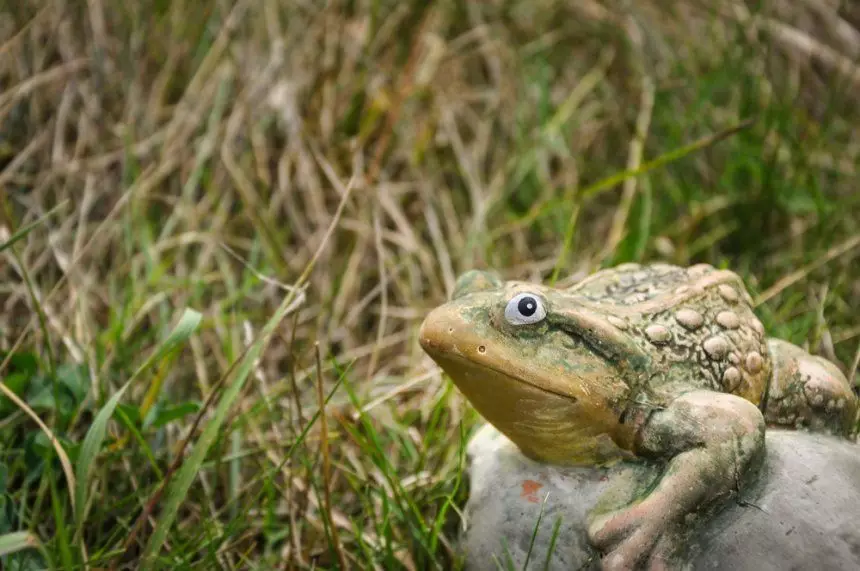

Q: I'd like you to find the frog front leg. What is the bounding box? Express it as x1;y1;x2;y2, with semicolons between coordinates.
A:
587;390;766;571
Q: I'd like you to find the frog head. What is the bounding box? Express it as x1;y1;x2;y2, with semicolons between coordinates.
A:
419;270;646;465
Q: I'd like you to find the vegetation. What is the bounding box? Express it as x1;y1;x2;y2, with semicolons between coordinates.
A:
1;0;859;569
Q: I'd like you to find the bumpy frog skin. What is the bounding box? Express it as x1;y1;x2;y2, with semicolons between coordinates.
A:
418;263;859;571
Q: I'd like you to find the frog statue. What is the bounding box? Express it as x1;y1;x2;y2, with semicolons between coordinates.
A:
418;263;859;571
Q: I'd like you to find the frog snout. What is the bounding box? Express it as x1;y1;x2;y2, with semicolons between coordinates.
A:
418;315;437;352
418;305;478;358
418;307;451;354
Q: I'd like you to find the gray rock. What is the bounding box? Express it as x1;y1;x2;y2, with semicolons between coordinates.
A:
463;424;860;570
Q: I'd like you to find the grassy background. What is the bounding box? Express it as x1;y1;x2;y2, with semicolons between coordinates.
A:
2;0;860;569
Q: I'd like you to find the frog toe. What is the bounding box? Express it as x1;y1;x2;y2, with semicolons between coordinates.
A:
802;372;854;414
588;504;676;571
587;503;649;549
793;358;858;435
647;531;679;571
766;339;858;435
594;523;676;571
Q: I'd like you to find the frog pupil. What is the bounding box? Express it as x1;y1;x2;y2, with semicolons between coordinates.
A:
518;297;537;317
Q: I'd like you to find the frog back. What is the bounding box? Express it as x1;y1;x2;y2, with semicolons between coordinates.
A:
568;263;771;405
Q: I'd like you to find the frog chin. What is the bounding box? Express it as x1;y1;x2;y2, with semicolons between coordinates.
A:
428;352;631;466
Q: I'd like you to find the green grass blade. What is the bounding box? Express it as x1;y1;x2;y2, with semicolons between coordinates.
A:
74;309;202;537
0;201;67;254
0;531;51;567
73;382;131;531
0;532;37;557
140;293;304;564
579;117;756;200
49;471;74;570
141;180;352;565
522;495;548;571
550;118;755;278
429;419;466;554
541;516;563;571
130;309;204;379
500;538;516;571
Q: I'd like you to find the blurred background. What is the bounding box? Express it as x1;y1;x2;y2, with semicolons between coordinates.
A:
1;1;859;569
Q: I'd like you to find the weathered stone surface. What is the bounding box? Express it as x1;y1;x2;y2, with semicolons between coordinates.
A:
462;424;860;571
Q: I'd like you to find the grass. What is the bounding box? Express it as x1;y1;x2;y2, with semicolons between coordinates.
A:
1;0;860;569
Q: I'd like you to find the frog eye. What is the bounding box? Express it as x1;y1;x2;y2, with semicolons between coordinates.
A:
504;293;546;325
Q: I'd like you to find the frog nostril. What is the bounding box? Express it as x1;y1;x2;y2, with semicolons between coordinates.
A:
478;345;486;354
448;327;454;334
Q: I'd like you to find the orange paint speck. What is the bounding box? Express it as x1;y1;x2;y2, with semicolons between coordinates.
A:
521;479;543;503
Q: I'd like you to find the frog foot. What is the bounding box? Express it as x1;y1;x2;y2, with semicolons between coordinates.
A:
765;338;858;436
587;501;682;571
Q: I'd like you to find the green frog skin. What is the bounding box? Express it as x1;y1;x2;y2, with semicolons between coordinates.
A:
419;263;858;571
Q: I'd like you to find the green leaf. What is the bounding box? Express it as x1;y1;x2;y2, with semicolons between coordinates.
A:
777;189;818;214
0;352;37;414
0;531;45;558
1;552;50;571
25;432;54;463
26;385;59;412
56;364;88;405
26;384;76;425
73;308;202;535
22;364;89;426
0;531;41;556
3;352;38;376
0;373;30;415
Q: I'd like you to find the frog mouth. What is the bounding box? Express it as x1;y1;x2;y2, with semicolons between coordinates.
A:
427;349;577;404
426;350;580;417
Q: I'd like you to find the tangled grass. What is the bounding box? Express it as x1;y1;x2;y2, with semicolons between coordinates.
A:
1;0;860;569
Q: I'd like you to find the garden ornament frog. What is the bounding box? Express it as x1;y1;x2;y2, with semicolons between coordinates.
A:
418;262;858;571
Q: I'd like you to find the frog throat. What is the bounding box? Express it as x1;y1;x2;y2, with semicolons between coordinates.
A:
433;351;632;466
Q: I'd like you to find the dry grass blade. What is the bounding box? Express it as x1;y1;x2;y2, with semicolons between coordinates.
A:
365;8;432;184
0;186;136;380
0;4;49;58
0;201;68;254
0;59;88;118
602;75;655;259
755;234;860;306
365;202;389;381
730;8;860;89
